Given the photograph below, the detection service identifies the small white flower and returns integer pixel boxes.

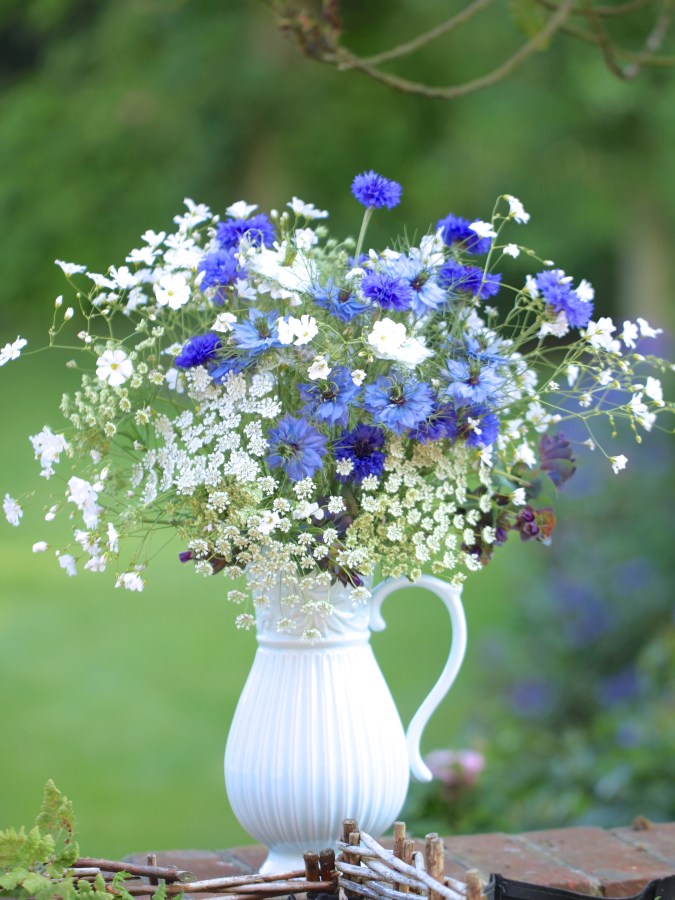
[63,307,74,321]
[293,501,324,521]
[55,259,87,275]
[235,613,255,630]
[510,488,527,506]
[154,272,191,310]
[96,349,133,387]
[502,243,520,258]
[469,220,497,240]
[3,494,23,526]
[637,317,663,339]
[514,441,537,467]
[585,317,617,351]
[212,312,237,332]
[44,505,59,522]
[55,295,63,308]
[32,541,48,552]
[288,197,329,219]
[226,200,258,219]
[0,336,28,366]
[293,228,318,251]
[351,369,367,386]
[257,510,281,535]
[116,571,145,591]
[307,355,330,380]
[583,438,596,451]
[141,230,166,249]
[644,376,664,406]
[107,523,119,553]
[336,458,354,476]
[566,364,580,387]
[57,554,77,576]
[165,367,185,394]
[277,317,295,345]
[620,320,639,349]
[294,315,319,346]
[367,318,407,354]
[505,195,530,223]
[30,427,69,478]
[524,274,540,298]
[576,279,594,303]
[610,454,628,474]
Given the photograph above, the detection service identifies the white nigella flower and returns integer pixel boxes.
[280,314,319,346]
[307,355,330,380]
[55,259,87,275]
[96,349,133,387]
[116,571,145,591]
[154,272,191,310]
[503,243,520,258]
[610,454,628,474]
[367,318,407,354]
[3,494,23,526]
[288,197,329,219]
[351,369,367,386]
[0,336,27,366]
[505,195,530,223]
[293,501,324,521]
[469,220,497,240]
[226,200,258,219]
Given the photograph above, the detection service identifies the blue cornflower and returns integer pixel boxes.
[174,332,222,369]
[334,424,386,481]
[436,213,492,254]
[217,213,276,250]
[198,248,243,296]
[231,308,282,355]
[535,270,593,329]
[351,171,402,209]
[362,376,435,435]
[210,354,251,383]
[455,404,500,448]
[444,358,506,406]
[408,403,459,443]
[385,255,445,316]
[439,260,502,300]
[313,279,369,322]
[266,416,327,482]
[361,271,414,312]
[299,367,362,427]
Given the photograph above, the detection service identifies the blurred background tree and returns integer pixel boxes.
[0,0,673,858]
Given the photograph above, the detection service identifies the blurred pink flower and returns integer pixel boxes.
[425,748,485,787]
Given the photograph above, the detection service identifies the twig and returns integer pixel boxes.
[335,0,576,100]
[73,858,192,882]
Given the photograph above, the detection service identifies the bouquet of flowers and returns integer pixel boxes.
[3,171,672,636]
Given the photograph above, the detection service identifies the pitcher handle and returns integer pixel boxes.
[369,575,467,783]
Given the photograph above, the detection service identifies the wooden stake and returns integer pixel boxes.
[392,822,407,894]
[147,853,159,888]
[320,849,336,882]
[465,870,484,900]
[424,834,445,900]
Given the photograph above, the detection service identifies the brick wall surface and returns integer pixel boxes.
[127,822,675,899]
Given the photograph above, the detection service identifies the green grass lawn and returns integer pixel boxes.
[0,351,538,857]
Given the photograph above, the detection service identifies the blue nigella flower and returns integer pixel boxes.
[455,403,500,448]
[436,213,492,254]
[299,367,362,427]
[266,415,327,482]
[174,332,222,369]
[385,255,445,316]
[217,213,276,250]
[535,270,593,329]
[334,424,386,481]
[444,357,507,406]
[463,334,509,367]
[231,308,282,355]
[361,271,414,312]
[313,279,369,322]
[439,260,501,300]
[362,376,435,435]
[198,249,245,304]
[407,403,459,443]
[351,171,402,209]
[210,354,251,383]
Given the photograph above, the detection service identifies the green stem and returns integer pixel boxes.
[353,206,374,265]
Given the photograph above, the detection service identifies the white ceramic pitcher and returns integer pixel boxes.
[224,574,467,873]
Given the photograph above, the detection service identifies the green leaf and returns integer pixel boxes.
[35,780,79,868]
[21,871,53,897]
[0,866,30,890]
[0,827,55,870]
[509,0,549,45]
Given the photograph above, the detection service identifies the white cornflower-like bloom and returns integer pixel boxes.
[0,335,27,366]
[351,369,367,386]
[505,195,530,223]
[226,200,258,219]
[116,571,145,591]
[503,243,520,258]
[55,259,87,275]
[96,349,133,387]
[30,427,69,478]
[3,494,23,526]
[58,553,78,576]
[610,454,628,474]
[154,272,191,310]
[307,355,330,380]
[469,220,497,240]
